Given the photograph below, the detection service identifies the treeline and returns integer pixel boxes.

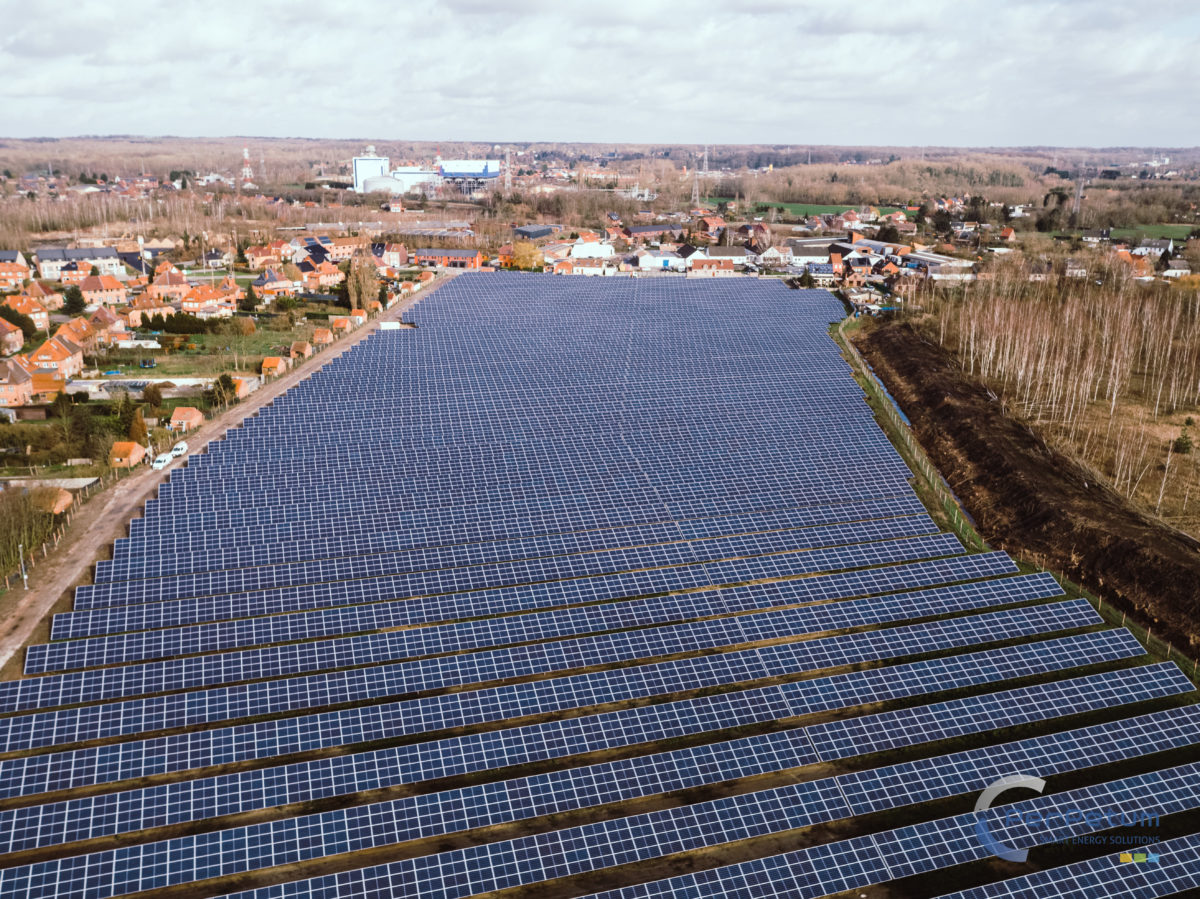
[713,157,1042,210]
[0,488,56,585]
[918,258,1200,528]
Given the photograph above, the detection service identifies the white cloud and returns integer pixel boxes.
[0,0,1197,145]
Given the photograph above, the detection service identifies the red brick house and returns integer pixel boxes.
[56,317,99,352]
[80,275,127,306]
[0,261,29,290]
[89,307,129,345]
[109,441,146,469]
[689,258,735,277]
[3,295,49,332]
[0,319,23,355]
[244,245,279,270]
[0,359,33,406]
[415,248,482,269]
[170,406,205,432]
[25,281,62,310]
[29,334,84,378]
[148,270,190,302]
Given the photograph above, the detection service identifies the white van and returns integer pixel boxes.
[151,453,173,470]
[171,441,189,457]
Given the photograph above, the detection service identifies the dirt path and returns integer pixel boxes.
[0,273,455,675]
[855,319,1200,657]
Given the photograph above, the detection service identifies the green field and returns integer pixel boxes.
[706,198,904,217]
[97,328,308,378]
[1108,224,1196,241]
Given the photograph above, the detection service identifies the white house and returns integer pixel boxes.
[35,247,123,279]
[1133,238,1173,258]
[707,246,752,267]
[758,246,794,267]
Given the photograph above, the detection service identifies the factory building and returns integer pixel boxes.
[352,147,502,195]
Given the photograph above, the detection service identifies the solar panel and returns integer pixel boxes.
[930,831,1200,898]
[10,572,1061,712]
[159,754,1200,899]
[1,650,1181,855]
[0,628,1142,801]
[0,600,1097,752]
[562,762,1200,899]
[50,549,1019,647]
[0,276,1177,899]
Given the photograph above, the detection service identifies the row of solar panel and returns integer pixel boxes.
[0,625,1134,802]
[568,760,1200,899]
[5,598,1093,753]
[128,469,921,540]
[3,668,1191,895]
[124,474,920,546]
[52,745,1195,899]
[54,552,1021,668]
[152,453,911,514]
[61,531,967,634]
[95,494,928,584]
[76,513,938,610]
[0,655,1182,856]
[193,410,886,449]
[13,571,1058,714]
[932,831,1200,899]
[109,486,920,567]
[154,452,908,509]
[207,400,880,432]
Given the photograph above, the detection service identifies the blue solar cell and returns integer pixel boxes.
[10,572,1060,713]
[0,657,1185,856]
[0,628,1140,801]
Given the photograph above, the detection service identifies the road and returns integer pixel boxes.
[0,274,453,676]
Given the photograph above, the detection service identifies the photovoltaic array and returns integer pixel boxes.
[0,273,1195,899]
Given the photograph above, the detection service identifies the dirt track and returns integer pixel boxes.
[0,275,454,676]
[855,320,1200,655]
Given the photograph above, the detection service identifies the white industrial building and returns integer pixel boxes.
[569,242,615,260]
[352,147,502,195]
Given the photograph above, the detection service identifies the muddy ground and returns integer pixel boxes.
[854,320,1200,657]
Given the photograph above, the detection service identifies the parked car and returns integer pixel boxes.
[151,453,173,470]
[139,359,157,369]
[171,441,188,457]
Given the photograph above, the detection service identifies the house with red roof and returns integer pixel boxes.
[3,295,49,332]
[0,319,23,356]
[148,270,190,302]
[80,275,127,306]
[56,317,99,352]
[109,441,146,469]
[169,406,205,432]
[89,307,129,345]
[0,358,33,406]
[28,334,84,378]
[0,261,29,290]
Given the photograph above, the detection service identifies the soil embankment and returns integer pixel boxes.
[854,320,1200,655]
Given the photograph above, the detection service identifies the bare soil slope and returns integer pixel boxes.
[855,321,1200,655]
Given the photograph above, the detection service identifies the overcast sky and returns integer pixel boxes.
[1,0,1197,147]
